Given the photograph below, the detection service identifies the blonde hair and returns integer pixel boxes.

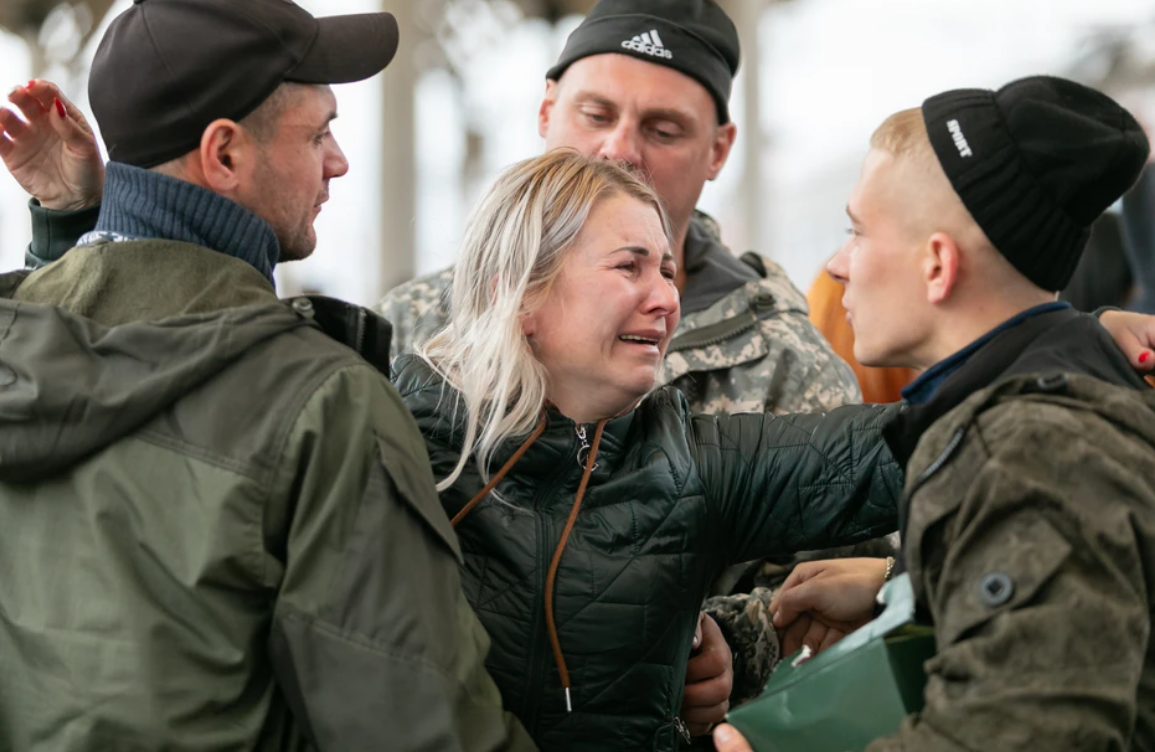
[421,149,672,491]
[871,108,1037,295]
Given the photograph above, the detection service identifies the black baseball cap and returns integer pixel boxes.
[90,0,400,168]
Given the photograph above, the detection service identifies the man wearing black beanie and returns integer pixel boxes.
[719,76,1155,752]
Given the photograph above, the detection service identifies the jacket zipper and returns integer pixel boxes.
[521,425,586,733]
[672,716,692,746]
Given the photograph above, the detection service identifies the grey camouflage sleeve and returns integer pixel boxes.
[702,588,778,707]
[754,311,862,414]
[377,268,455,361]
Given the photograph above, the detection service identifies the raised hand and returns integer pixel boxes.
[1099,309,1155,371]
[0,80,103,211]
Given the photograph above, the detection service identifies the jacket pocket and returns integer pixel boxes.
[935,511,1071,647]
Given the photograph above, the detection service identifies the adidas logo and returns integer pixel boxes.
[621,29,673,60]
[946,119,973,158]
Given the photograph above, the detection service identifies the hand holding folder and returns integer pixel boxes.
[726,574,935,752]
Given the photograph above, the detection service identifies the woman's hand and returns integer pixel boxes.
[1,80,103,211]
[681,612,733,735]
[1099,309,1155,371]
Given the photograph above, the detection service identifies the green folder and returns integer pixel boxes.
[726,574,936,752]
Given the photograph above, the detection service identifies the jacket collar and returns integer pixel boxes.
[392,354,636,483]
[901,302,1070,405]
[6,242,392,375]
[679,211,759,315]
[884,305,1149,534]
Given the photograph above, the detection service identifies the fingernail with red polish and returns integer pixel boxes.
[26,80,36,89]
[1141,352,1150,365]
[54,98,65,118]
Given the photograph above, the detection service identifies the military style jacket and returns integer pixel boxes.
[0,241,534,751]
[395,354,902,752]
[870,307,1155,751]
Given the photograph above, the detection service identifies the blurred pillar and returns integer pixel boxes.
[378,0,419,298]
[719,0,765,258]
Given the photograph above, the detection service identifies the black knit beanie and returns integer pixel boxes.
[545,0,739,125]
[922,75,1150,291]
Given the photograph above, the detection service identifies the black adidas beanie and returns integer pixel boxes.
[545,0,739,125]
[922,75,1150,292]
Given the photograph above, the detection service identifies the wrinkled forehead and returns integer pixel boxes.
[555,53,715,121]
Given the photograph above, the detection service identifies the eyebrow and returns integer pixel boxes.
[617,246,676,264]
[572,91,694,126]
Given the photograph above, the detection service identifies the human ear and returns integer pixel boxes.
[925,232,960,304]
[707,122,737,181]
[538,81,560,140]
[196,119,251,194]
[521,311,537,338]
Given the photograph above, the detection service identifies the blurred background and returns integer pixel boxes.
[2,0,1154,309]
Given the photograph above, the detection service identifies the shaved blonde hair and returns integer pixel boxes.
[870,108,1045,297]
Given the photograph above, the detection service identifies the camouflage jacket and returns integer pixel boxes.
[870,306,1153,751]
[380,212,866,707]
[873,373,1155,751]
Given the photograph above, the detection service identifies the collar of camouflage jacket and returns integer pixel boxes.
[679,212,761,315]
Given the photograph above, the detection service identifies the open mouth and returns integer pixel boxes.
[619,334,661,347]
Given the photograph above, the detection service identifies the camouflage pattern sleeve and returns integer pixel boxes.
[728,254,860,414]
[661,255,861,416]
[702,588,778,708]
[750,309,863,414]
[377,267,455,360]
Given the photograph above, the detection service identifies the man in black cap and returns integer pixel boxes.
[715,75,1155,751]
[0,0,535,749]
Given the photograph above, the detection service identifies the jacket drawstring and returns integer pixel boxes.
[451,412,609,714]
[545,418,607,713]
[451,413,547,527]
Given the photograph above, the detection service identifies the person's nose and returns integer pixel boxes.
[827,244,850,285]
[642,270,680,318]
[325,137,350,180]
[598,120,644,171]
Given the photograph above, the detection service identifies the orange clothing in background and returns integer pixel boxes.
[807,271,918,404]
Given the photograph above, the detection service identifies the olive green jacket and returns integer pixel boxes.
[872,374,1155,752]
[0,241,534,751]
[867,303,1154,752]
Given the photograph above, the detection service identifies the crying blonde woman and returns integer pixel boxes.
[392,149,904,752]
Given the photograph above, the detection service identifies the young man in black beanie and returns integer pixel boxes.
[715,75,1155,752]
